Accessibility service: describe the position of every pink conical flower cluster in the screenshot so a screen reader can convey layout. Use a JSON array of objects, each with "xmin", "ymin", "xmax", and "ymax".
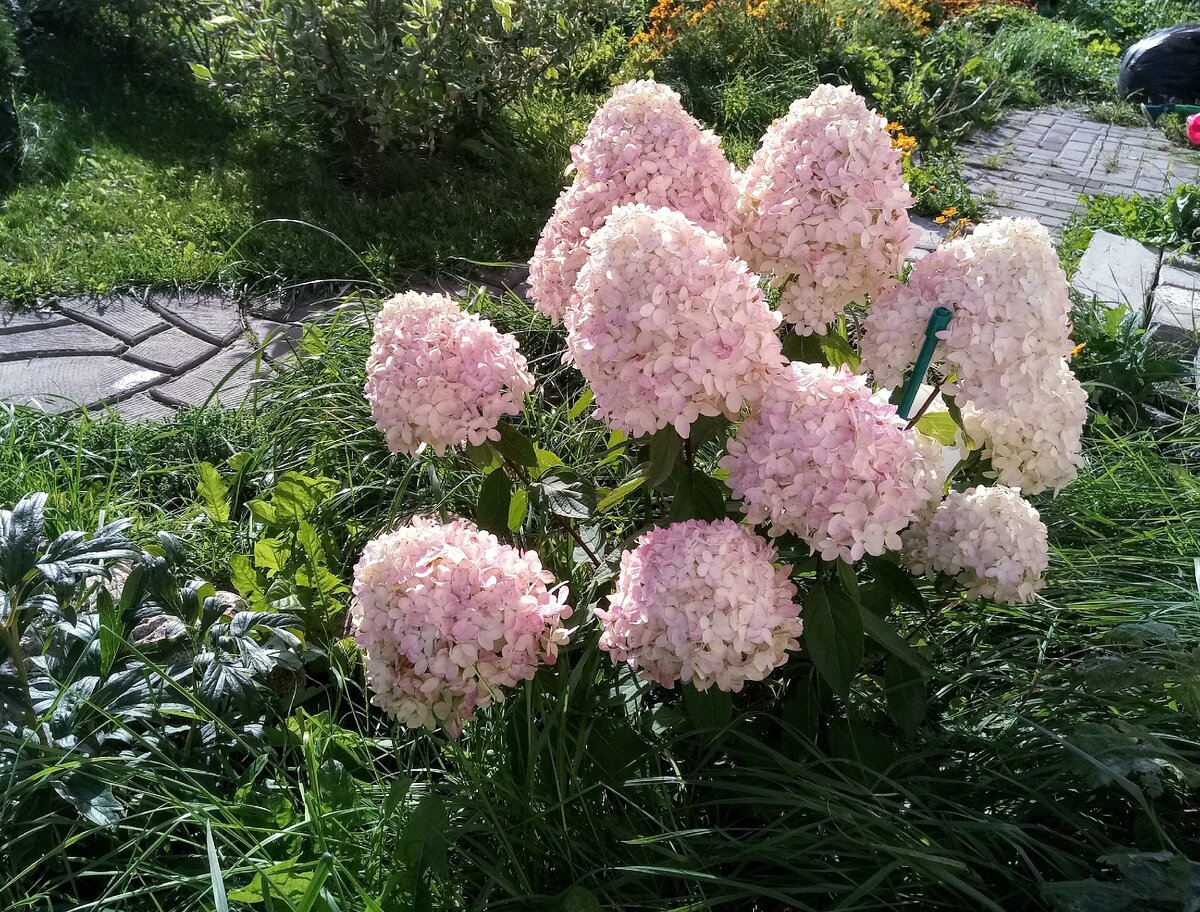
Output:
[
  {"xmin": 567, "ymin": 204, "xmax": 786, "ymax": 438},
  {"xmin": 365, "ymin": 291, "xmax": 534, "ymax": 456},
  {"xmin": 720, "ymin": 362, "xmax": 943, "ymax": 562},
  {"xmin": 352, "ymin": 517, "xmax": 572, "ymax": 738},
  {"xmin": 733, "ymin": 83, "xmax": 916, "ymax": 335},
  {"xmin": 597, "ymin": 518, "xmax": 802, "ymax": 692},
  {"xmin": 528, "ymin": 80, "xmax": 737, "ymax": 323}
]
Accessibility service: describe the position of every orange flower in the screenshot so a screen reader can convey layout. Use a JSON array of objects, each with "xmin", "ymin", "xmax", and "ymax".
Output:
[
  {"xmin": 940, "ymin": 206, "xmax": 958, "ymax": 218},
  {"xmin": 1068, "ymin": 342, "xmax": 1085, "ymax": 359},
  {"xmin": 934, "ymin": 215, "xmax": 948, "ymax": 224}
]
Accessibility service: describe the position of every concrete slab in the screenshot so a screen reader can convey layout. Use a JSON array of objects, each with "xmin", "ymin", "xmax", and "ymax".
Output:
[
  {"xmin": 1071, "ymin": 230, "xmax": 1160, "ymax": 308},
  {"xmin": 148, "ymin": 290, "xmax": 244, "ymax": 346},
  {"xmin": 106, "ymin": 393, "xmax": 177, "ymax": 422},
  {"xmin": 0, "ymin": 323, "xmax": 125, "ymax": 361},
  {"xmin": 123, "ymin": 326, "xmax": 218, "ymax": 374},
  {"xmin": 150, "ymin": 342, "xmax": 267, "ymax": 408},
  {"xmin": 0, "ymin": 357, "xmax": 165, "ymax": 413},
  {"xmin": 54, "ymin": 294, "xmax": 170, "ymax": 345},
  {"xmin": 0, "ymin": 311, "xmax": 73, "ymax": 334}
]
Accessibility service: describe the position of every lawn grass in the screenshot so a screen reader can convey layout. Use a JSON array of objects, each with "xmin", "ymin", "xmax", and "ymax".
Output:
[{"xmin": 0, "ymin": 37, "xmax": 587, "ymax": 301}]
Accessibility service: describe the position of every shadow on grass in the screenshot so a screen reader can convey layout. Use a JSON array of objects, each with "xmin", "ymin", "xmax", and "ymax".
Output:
[{"xmin": 3, "ymin": 34, "xmax": 574, "ymax": 296}]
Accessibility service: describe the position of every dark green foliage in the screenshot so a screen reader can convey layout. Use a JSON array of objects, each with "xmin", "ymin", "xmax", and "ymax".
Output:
[
  {"xmin": 0, "ymin": 5, "xmax": 22, "ymax": 186},
  {"xmin": 1068, "ymin": 295, "xmax": 1193, "ymax": 430}
]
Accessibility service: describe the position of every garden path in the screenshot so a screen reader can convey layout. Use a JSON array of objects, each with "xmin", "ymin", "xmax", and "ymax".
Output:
[
  {"xmin": 0, "ymin": 274, "xmax": 520, "ymax": 420},
  {"xmin": 959, "ymin": 107, "xmax": 1200, "ymax": 232}
]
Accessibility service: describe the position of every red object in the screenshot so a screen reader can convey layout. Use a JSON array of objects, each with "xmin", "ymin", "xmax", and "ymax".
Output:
[{"xmin": 1188, "ymin": 113, "xmax": 1200, "ymax": 146}]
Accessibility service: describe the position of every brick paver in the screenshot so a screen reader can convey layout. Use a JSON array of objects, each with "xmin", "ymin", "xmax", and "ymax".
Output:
[{"xmin": 960, "ymin": 107, "xmax": 1200, "ymax": 233}]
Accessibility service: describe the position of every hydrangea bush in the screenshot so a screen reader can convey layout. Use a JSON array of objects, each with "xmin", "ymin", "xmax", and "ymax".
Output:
[{"xmin": 354, "ymin": 80, "xmax": 1087, "ymax": 738}]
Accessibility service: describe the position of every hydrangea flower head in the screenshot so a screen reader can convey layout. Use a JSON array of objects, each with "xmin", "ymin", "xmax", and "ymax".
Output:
[
  {"xmin": 720, "ymin": 362, "xmax": 942, "ymax": 562},
  {"xmin": 861, "ymin": 217, "xmax": 1073, "ymax": 402},
  {"xmin": 365, "ymin": 291, "xmax": 534, "ymax": 456},
  {"xmin": 567, "ymin": 204, "xmax": 786, "ymax": 438},
  {"xmin": 352, "ymin": 517, "xmax": 572, "ymax": 737},
  {"xmin": 961, "ymin": 360, "xmax": 1087, "ymax": 494},
  {"xmin": 860, "ymin": 218, "xmax": 1084, "ymax": 493},
  {"xmin": 903, "ymin": 485, "xmax": 1048, "ymax": 604},
  {"xmin": 733, "ymin": 83, "xmax": 915, "ymax": 334},
  {"xmin": 528, "ymin": 79, "xmax": 737, "ymax": 323},
  {"xmin": 597, "ymin": 518, "xmax": 801, "ymax": 691}
]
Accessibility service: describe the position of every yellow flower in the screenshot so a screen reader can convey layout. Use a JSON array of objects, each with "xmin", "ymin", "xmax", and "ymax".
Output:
[
  {"xmin": 1068, "ymin": 342, "xmax": 1085, "ymax": 359},
  {"xmin": 934, "ymin": 215, "xmax": 948, "ymax": 224},
  {"xmin": 940, "ymin": 206, "xmax": 959, "ymax": 218}
]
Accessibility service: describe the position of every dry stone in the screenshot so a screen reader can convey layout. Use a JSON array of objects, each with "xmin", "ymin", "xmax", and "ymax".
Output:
[
  {"xmin": 0, "ymin": 357, "xmax": 164, "ymax": 413},
  {"xmin": 55, "ymin": 294, "xmax": 170, "ymax": 344},
  {"xmin": 123, "ymin": 326, "xmax": 219, "ymax": 374}
]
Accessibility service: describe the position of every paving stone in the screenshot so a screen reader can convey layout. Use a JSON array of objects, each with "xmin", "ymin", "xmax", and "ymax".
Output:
[
  {"xmin": 0, "ymin": 322, "xmax": 125, "ymax": 361},
  {"xmin": 962, "ymin": 107, "xmax": 1200, "ymax": 232},
  {"xmin": 1151, "ymin": 284, "xmax": 1200, "ymax": 334},
  {"xmin": 54, "ymin": 294, "xmax": 170, "ymax": 344},
  {"xmin": 150, "ymin": 342, "xmax": 268, "ymax": 408},
  {"xmin": 0, "ymin": 357, "xmax": 165, "ymax": 413},
  {"xmin": 248, "ymin": 318, "xmax": 304, "ymax": 361},
  {"xmin": 0, "ymin": 310, "xmax": 73, "ymax": 334},
  {"xmin": 107, "ymin": 392, "xmax": 177, "ymax": 422},
  {"xmin": 1164, "ymin": 251, "xmax": 1200, "ymax": 273},
  {"xmin": 1157, "ymin": 263, "xmax": 1200, "ymax": 294},
  {"xmin": 148, "ymin": 290, "xmax": 244, "ymax": 346},
  {"xmin": 1071, "ymin": 230, "xmax": 1161, "ymax": 307},
  {"xmin": 910, "ymin": 215, "xmax": 948, "ymax": 252},
  {"xmin": 123, "ymin": 326, "xmax": 218, "ymax": 373}
]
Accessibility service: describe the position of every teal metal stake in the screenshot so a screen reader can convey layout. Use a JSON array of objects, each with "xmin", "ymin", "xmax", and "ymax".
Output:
[{"xmin": 897, "ymin": 306, "xmax": 953, "ymax": 420}]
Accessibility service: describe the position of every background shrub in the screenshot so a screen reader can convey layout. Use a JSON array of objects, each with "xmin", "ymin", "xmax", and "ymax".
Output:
[
  {"xmin": 0, "ymin": 3, "xmax": 21, "ymax": 186},
  {"xmin": 212, "ymin": 0, "xmax": 597, "ymax": 181}
]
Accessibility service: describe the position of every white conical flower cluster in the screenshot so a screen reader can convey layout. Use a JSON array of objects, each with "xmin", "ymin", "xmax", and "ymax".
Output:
[{"xmin": 862, "ymin": 217, "xmax": 1086, "ymax": 494}]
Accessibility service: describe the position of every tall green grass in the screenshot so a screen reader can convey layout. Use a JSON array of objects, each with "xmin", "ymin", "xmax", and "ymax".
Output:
[{"xmin": 2, "ymin": 291, "xmax": 1196, "ymax": 911}]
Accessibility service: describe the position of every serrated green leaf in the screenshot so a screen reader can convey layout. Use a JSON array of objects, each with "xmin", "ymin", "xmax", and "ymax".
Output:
[
  {"xmin": 197, "ymin": 462, "xmax": 230, "ymax": 523},
  {"xmin": 254, "ymin": 537, "xmax": 288, "ymax": 575},
  {"xmin": 493, "ymin": 422, "xmax": 538, "ymax": 467},
  {"xmin": 915, "ymin": 412, "xmax": 959, "ymax": 446},
  {"xmin": 534, "ymin": 448, "xmax": 565, "ymax": 478},
  {"xmin": 464, "ymin": 442, "xmax": 499, "ymax": 470},
  {"xmin": 866, "ymin": 557, "xmax": 927, "ymax": 613},
  {"xmin": 668, "ymin": 471, "xmax": 725, "ymax": 523},
  {"xmin": 567, "ymin": 388, "xmax": 594, "ymax": 420},
  {"xmin": 859, "ymin": 606, "xmax": 934, "ymax": 675},
  {"xmin": 533, "ymin": 467, "xmax": 596, "ymax": 519},
  {"xmin": 598, "ymin": 429, "xmax": 628, "ymax": 467},
  {"xmin": 55, "ymin": 772, "xmax": 123, "ymax": 827},
  {"xmin": 644, "ymin": 428, "xmax": 684, "ymax": 488},
  {"xmin": 885, "ymin": 656, "xmax": 927, "ymax": 736},
  {"xmin": 477, "ymin": 469, "xmax": 512, "ymax": 535},
  {"xmin": 805, "ymin": 581, "xmax": 864, "ymax": 699},
  {"xmin": 508, "ymin": 487, "xmax": 528, "ymax": 532},
  {"xmin": 683, "ymin": 683, "xmax": 731, "ymax": 729},
  {"xmin": 597, "ymin": 474, "xmax": 646, "ymax": 513},
  {"xmin": 0, "ymin": 492, "xmax": 47, "ymax": 588},
  {"xmin": 820, "ymin": 331, "xmax": 859, "ymax": 371},
  {"xmin": 782, "ymin": 331, "xmax": 825, "ymax": 364}
]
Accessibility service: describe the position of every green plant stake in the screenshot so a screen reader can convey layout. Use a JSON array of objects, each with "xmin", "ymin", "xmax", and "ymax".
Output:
[{"xmin": 897, "ymin": 306, "xmax": 953, "ymax": 419}]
